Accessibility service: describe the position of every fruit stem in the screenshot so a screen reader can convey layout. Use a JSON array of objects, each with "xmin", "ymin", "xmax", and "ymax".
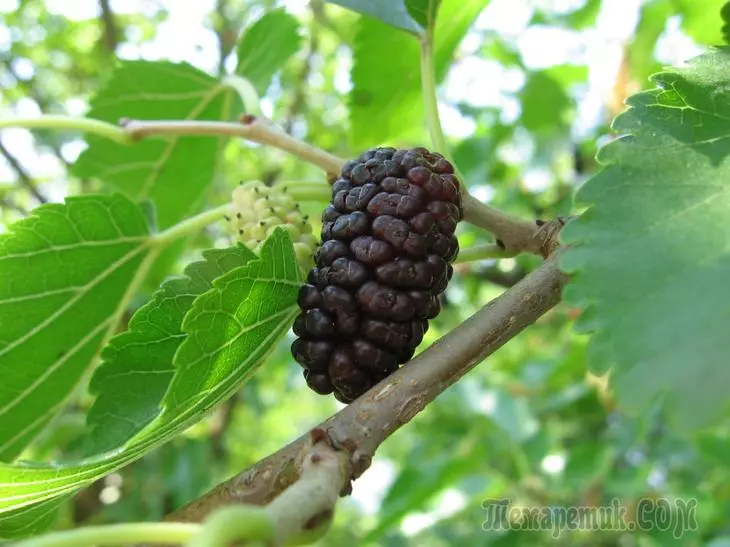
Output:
[
  {"xmin": 187, "ymin": 506, "xmax": 275, "ymax": 547},
  {"xmin": 0, "ymin": 115, "xmax": 132, "ymax": 145},
  {"xmin": 9, "ymin": 523, "xmax": 200, "ymax": 547},
  {"xmin": 222, "ymin": 74, "xmax": 262, "ymax": 116},
  {"xmin": 153, "ymin": 203, "xmax": 230, "ymax": 247},
  {"xmin": 279, "ymin": 181, "xmax": 331, "ymax": 202},
  {"xmin": 455, "ymin": 243, "xmax": 517, "ymax": 263},
  {"xmin": 461, "ymin": 194, "xmax": 542, "ymax": 254},
  {"xmin": 420, "ymin": 30, "xmax": 463, "ymax": 183}
]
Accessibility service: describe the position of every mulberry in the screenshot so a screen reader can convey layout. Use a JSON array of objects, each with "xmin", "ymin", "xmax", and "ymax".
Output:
[
  {"xmin": 227, "ymin": 181, "xmax": 318, "ymax": 270},
  {"xmin": 292, "ymin": 147, "xmax": 463, "ymax": 403}
]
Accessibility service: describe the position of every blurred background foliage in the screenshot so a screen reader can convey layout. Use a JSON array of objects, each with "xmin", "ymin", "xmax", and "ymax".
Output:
[{"xmin": 0, "ymin": 0, "xmax": 728, "ymax": 545}]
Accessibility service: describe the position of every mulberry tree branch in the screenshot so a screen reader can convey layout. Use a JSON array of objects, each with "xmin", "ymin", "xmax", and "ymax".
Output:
[
  {"xmin": 122, "ymin": 118, "xmax": 553, "ymax": 253},
  {"xmin": 461, "ymin": 194, "xmax": 562, "ymax": 256},
  {"xmin": 121, "ymin": 116, "xmax": 344, "ymax": 176},
  {"xmin": 3, "ymin": 114, "xmax": 557, "ymax": 254},
  {"xmin": 97, "ymin": 0, "xmax": 119, "ymax": 53},
  {"xmin": 0, "ymin": 140, "xmax": 47, "ymax": 204},
  {"xmin": 166, "ymin": 252, "xmax": 568, "ymax": 522}
]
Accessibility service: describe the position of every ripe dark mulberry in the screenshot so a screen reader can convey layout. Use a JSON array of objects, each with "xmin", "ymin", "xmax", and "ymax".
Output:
[{"xmin": 292, "ymin": 147, "xmax": 463, "ymax": 403}]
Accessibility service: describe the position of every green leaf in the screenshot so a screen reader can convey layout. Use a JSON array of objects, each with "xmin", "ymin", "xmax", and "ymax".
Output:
[
  {"xmin": 531, "ymin": 0, "xmax": 601, "ymax": 29},
  {"xmin": 84, "ymin": 245, "xmax": 257, "ymax": 455},
  {"xmin": 405, "ymin": 0, "xmax": 441, "ymax": 30},
  {"xmin": 560, "ymin": 48, "xmax": 730, "ymax": 432},
  {"xmin": 73, "ymin": 61, "xmax": 238, "ymax": 229},
  {"xmin": 160, "ymin": 228, "xmax": 302, "ymax": 420},
  {"xmin": 0, "ymin": 194, "xmax": 152, "ymax": 462},
  {"xmin": 325, "ymin": 0, "xmax": 422, "ymax": 33},
  {"xmin": 365, "ymin": 455, "xmax": 473, "ymax": 542},
  {"xmin": 519, "ymin": 70, "xmax": 572, "ymax": 132},
  {"xmin": 0, "ymin": 229, "xmax": 300, "ymax": 538},
  {"xmin": 564, "ymin": 0, "xmax": 602, "ymax": 29},
  {"xmin": 628, "ymin": 0, "xmax": 674, "ymax": 85},
  {"xmin": 349, "ymin": 0, "xmax": 489, "ymax": 149},
  {"xmin": 235, "ymin": 10, "xmax": 302, "ymax": 95},
  {"xmin": 678, "ymin": 0, "xmax": 726, "ymax": 46},
  {"xmin": 488, "ymin": 389, "xmax": 538, "ymax": 443}
]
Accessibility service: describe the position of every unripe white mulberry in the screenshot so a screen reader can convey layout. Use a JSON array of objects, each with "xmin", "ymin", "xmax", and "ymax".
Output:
[{"xmin": 227, "ymin": 181, "xmax": 318, "ymax": 270}]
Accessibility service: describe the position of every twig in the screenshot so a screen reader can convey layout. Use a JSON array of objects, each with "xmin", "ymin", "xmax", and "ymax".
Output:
[
  {"xmin": 209, "ymin": 394, "xmax": 238, "ymax": 461},
  {"xmin": 97, "ymin": 0, "xmax": 119, "ymax": 53},
  {"xmin": 265, "ymin": 433, "xmax": 349, "ymax": 545},
  {"xmin": 283, "ymin": 26, "xmax": 318, "ymax": 134},
  {"xmin": 0, "ymin": 197, "xmax": 29, "ymax": 216},
  {"xmin": 121, "ymin": 117, "xmax": 344, "ymax": 176},
  {"xmin": 471, "ymin": 265, "xmax": 528, "ymax": 289},
  {"xmin": 310, "ymin": 0, "xmax": 349, "ymax": 44},
  {"xmin": 454, "ymin": 243, "xmax": 516, "ymax": 263},
  {"xmin": 462, "ymin": 194, "xmax": 548, "ymax": 255},
  {"xmin": 166, "ymin": 252, "xmax": 567, "ymax": 522},
  {"xmin": 4, "ymin": 112, "xmax": 561, "ymax": 255},
  {"xmin": 2, "ymin": 59, "xmax": 72, "ymax": 170},
  {"xmin": 212, "ymin": 0, "xmax": 241, "ymax": 76},
  {"xmin": 0, "ymin": 141, "xmax": 47, "ymax": 203},
  {"xmin": 11, "ymin": 523, "xmax": 199, "ymax": 547},
  {"xmin": 121, "ymin": 118, "xmax": 559, "ymax": 254}
]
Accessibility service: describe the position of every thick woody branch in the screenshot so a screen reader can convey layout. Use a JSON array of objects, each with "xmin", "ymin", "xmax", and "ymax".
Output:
[{"xmin": 167, "ymin": 252, "xmax": 568, "ymax": 523}]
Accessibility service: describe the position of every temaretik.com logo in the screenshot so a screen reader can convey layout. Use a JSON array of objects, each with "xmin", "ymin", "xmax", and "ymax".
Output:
[{"xmin": 481, "ymin": 497, "xmax": 698, "ymax": 539}]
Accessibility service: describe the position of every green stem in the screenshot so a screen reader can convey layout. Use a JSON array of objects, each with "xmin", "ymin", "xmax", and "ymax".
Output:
[
  {"xmin": 10, "ymin": 523, "xmax": 200, "ymax": 547},
  {"xmin": 187, "ymin": 506, "xmax": 275, "ymax": 547},
  {"xmin": 222, "ymin": 75, "xmax": 262, "ymax": 116},
  {"xmin": 455, "ymin": 243, "xmax": 517, "ymax": 263},
  {"xmin": 0, "ymin": 116, "xmax": 131, "ymax": 145},
  {"xmin": 420, "ymin": 31, "xmax": 465, "ymax": 183},
  {"xmin": 277, "ymin": 181, "xmax": 331, "ymax": 202},
  {"xmin": 153, "ymin": 204, "xmax": 230, "ymax": 247},
  {"xmin": 420, "ymin": 36, "xmax": 446, "ymax": 158}
]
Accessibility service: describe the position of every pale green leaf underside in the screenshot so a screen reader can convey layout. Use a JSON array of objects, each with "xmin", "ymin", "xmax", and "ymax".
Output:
[
  {"xmin": 325, "ymin": 0, "xmax": 422, "ymax": 33},
  {"xmin": 72, "ymin": 61, "xmax": 238, "ymax": 228},
  {"xmin": 0, "ymin": 229, "xmax": 300, "ymax": 538},
  {"xmin": 349, "ymin": 0, "xmax": 489, "ymax": 148},
  {"xmin": 0, "ymin": 194, "xmax": 152, "ymax": 462},
  {"xmin": 560, "ymin": 47, "xmax": 730, "ymax": 431},
  {"xmin": 235, "ymin": 9, "xmax": 302, "ymax": 95},
  {"xmin": 85, "ymin": 244, "xmax": 257, "ymax": 455}
]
